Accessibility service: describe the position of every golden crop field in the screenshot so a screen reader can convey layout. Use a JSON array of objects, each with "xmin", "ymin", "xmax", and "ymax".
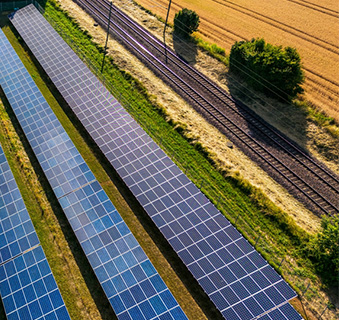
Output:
[{"xmin": 135, "ymin": 0, "xmax": 339, "ymax": 122}]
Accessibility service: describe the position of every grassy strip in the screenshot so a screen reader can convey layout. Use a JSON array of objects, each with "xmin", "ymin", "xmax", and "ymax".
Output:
[
  {"xmin": 41, "ymin": 0, "xmax": 320, "ymax": 293},
  {"xmin": 193, "ymin": 36, "xmax": 229, "ymax": 65},
  {"xmin": 294, "ymin": 100, "xmax": 339, "ymax": 138}
]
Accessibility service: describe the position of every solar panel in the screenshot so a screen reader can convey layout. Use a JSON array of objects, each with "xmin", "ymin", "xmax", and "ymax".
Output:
[
  {"xmin": 59, "ymin": 181, "xmax": 187, "ymax": 319},
  {"xmin": 0, "ymin": 27, "xmax": 188, "ymax": 319},
  {"xmin": 0, "ymin": 144, "xmax": 40, "ymax": 264},
  {"xmin": 10, "ymin": 4, "xmax": 299, "ymax": 319},
  {"xmin": 0, "ymin": 246, "xmax": 71, "ymax": 320},
  {"xmin": 0, "ymin": 40, "xmax": 96, "ymax": 198}
]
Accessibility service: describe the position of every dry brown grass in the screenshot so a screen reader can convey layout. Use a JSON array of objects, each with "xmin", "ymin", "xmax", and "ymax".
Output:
[{"xmin": 136, "ymin": 0, "xmax": 339, "ymax": 123}]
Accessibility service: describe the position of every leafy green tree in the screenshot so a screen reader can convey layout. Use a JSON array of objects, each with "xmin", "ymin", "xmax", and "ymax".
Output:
[
  {"xmin": 173, "ymin": 8, "xmax": 200, "ymax": 38},
  {"xmin": 307, "ymin": 214, "xmax": 339, "ymax": 285},
  {"xmin": 229, "ymin": 38, "xmax": 304, "ymax": 101}
]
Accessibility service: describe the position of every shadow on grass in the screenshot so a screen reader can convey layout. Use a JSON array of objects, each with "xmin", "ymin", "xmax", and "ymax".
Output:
[
  {"xmin": 173, "ymin": 33, "xmax": 198, "ymax": 65},
  {"xmin": 0, "ymin": 14, "xmax": 9, "ymax": 28},
  {"xmin": 0, "ymin": 298, "xmax": 5, "ymax": 320},
  {"xmin": 226, "ymin": 70, "xmax": 310, "ymax": 151}
]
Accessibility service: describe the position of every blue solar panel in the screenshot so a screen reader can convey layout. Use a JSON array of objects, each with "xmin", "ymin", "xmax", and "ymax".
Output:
[
  {"xmin": 0, "ymin": 246, "xmax": 71, "ymax": 320},
  {"xmin": 10, "ymin": 5, "xmax": 299, "ymax": 319},
  {"xmin": 58, "ymin": 180, "xmax": 187, "ymax": 319},
  {"xmin": 0, "ymin": 144, "xmax": 39, "ymax": 264},
  {"xmin": 0, "ymin": 82, "xmax": 95, "ymax": 198},
  {"xmin": 0, "ymin": 26, "xmax": 187, "ymax": 319}
]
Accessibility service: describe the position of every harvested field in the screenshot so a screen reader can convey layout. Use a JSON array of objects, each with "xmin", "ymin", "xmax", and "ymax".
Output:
[{"xmin": 135, "ymin": 0, "xmax": 339, "ymax": 123}]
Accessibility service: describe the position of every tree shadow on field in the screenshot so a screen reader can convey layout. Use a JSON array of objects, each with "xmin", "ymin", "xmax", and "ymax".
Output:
[
  {"xmin": 226, "ymin": 69, "xmax": 311, "ymax": 152},
  {"xmin": 172, "ymin": 33, "xmax": 198, "ymax": 65}
]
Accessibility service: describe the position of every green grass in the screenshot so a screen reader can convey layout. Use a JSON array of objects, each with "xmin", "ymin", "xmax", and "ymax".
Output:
[
  {"xmin": 193, "ymin": 36, "xmax": 229, "ymax": 65},
  {"xmin": 294, "ymin": 100, "xmax": 339, "ymax": 138}
]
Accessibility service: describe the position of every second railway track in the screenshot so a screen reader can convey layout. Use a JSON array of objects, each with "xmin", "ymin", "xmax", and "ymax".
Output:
[{"xmin": 72, "ymin": 0, "xmax": 339, "ymax": 216}]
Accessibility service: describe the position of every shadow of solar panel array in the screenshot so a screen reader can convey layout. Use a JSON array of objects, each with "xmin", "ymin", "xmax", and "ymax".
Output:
[
  {"xmin": 0, "ymin": 27, "xmax": 188, "ymax": 320},
  {"xmin": 0, "ymin": 144, "xmax": 71, "ymax": 319},
  {"xmin": 8, "ymin": 4, "xmax": 303, "ymax": 320}
]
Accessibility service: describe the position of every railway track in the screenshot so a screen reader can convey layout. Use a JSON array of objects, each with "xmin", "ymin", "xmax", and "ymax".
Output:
[{"xmin": 73, "ymin": 0, "xmax": 339, "ymax": 215}]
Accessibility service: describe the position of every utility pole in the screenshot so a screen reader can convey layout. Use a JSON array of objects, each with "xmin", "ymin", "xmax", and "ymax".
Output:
[
  {"xmin": 101, "ymin": 1, "xmax": 113, "ymax": 73},
  {"xmin": 163, "ymin": 0, "xmax": 172, "ymax": 64}
]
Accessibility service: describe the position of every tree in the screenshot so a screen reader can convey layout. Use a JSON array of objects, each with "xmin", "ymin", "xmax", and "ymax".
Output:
[
  {"xmin": 173, "ymin": 8, "xmax": 200, "ymax": 38},
  {"xmin": 229, "ymin": 38, "xmax": 304, "ymax": 101},
  {"xmin": 307, "ymin": 214, "xmax": 339, "ymax": 285}
]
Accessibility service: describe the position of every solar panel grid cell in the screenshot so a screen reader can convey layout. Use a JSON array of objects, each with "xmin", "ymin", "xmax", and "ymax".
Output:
[
  {"xmin": 256, "ymin": 302, "xmax": 303, "ymax": 320},
  {"xmin": 0, "ymin": 246, "xmax": 71, "ymax": 320},
  {"xmin": 0, "ymin": 26, "xmax": 187, "ymax": 320},
  {"xmin": 0, "ymin": 146, "xmax": 40, "ymax": 265},
  {"xmin": 9, "ymin": 5, "xmax": 302, "ymax": 319}
]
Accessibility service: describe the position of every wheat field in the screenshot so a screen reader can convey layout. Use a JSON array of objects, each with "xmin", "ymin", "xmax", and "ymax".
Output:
[{"xmin": 135, "ymin": 0, "xmax": 339, "ymax": 122}]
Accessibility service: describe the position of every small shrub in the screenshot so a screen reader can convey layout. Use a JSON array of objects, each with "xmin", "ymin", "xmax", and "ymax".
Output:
[
  {"xmin": 173, "ymin": 8, "xmax": 199, "ymax": 38},
  {"xmin": 306, "ymin": 214, "xmax": 339, "ymax": 286}
]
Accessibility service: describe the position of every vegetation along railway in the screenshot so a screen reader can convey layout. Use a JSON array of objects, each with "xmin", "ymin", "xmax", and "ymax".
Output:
[{"xmin": 74, "ymin": 0, "xmax": 339, "ymax": 216}]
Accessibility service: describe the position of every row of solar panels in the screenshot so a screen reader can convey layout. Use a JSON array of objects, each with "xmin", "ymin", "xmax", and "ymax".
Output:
[
  {"xmin": 0, "ymin": 143, "xmax": 71, "ymax": 320},
  {"xmin": 0, "ymin": 27, "xmax": 187, "ymax": 319},
  {"xmin": 8, "ymin": 4, "xmax": 303, "ymax": 320}
]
